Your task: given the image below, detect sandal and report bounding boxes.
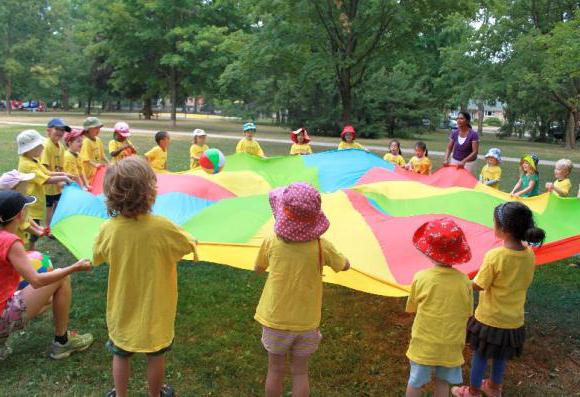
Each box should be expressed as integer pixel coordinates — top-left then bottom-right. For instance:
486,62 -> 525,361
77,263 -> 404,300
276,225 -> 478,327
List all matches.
451,385 -> 481,397
481,379 -> 502,397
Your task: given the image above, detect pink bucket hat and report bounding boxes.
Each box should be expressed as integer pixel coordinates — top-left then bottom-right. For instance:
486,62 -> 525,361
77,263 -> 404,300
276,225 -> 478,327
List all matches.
269,183 -> 330,242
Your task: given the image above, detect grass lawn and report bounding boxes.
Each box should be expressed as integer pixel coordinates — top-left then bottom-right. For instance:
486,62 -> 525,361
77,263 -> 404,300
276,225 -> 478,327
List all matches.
0,122 -> 578,396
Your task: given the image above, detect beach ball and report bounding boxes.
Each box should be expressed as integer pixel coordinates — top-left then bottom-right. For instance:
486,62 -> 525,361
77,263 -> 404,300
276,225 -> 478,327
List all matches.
199,148 -> 226,174
18,251 -> 54,290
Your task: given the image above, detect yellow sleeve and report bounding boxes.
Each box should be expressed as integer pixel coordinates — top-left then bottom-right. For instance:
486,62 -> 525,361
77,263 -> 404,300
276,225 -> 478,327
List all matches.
63,154 -> 77,177
397,156 -> 406,166
321,238 -> 347,272
338,141 -> 346,150
355,142 -> 364,150
255,236 -> 272,270
256,142 -> 264,157
405,278 -> 418,313
98,139 -> 106,161
427,158 -> 432,173
236,140 -> 244,153
474,251 -> 496,290
108,140 -> 117,156
20,159 -> 50,186
144,147 -> 156,162
466,279 -> 474,316
556,179 -> 572,196
40,145 -> 50,167
306,145 -> 312,154
164,221 -> 198,262
290,144 -> 297,155
79,139 -> 91,162
92,224 -> 109,266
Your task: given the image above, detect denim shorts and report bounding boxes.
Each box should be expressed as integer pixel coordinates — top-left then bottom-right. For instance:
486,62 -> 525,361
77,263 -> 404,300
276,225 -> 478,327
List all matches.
408,361 -> 463,388
106,339 -> 173,357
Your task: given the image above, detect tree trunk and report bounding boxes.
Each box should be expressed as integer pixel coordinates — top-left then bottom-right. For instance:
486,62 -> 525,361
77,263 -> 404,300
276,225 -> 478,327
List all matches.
6,77 -> 12,115
143,97 -> 152,120
86,96 -> 92,115
170,69 -> 177,127
460,103 -> 468,113
339,70 -> 352,124
61,85 -> 70,111
476,102 -> 484,135
565,109 -> 577,149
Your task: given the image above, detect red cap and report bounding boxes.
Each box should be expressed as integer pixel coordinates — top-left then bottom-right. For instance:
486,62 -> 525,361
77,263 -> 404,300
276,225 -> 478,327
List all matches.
413,218 -> 471,265
290,128 -> 311,144
64,129 -> 84,146
340,125 -> 356,139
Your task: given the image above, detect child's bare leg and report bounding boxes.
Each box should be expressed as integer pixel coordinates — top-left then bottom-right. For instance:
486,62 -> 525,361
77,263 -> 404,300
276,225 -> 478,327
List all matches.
290,355 -> 310,397
266,353 -> 286,397
434,378 -> 450,397
112,355 -> 130,397
405,384 -> 422,397
146,354 -> 165,397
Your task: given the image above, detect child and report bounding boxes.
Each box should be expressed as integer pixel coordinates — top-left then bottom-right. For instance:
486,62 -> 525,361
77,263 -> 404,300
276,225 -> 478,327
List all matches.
236,122 -> 265,157
406,218 -> 473,397
383,139 -> 406,167
254,183 -> 350,397
190,129 -> 209,169
16,130 -> 73,250
479,148 -> 502,189
63,129 -> 91,191
510,154 -> 539,197
42,118 -> 69,230
80,117 -> 108,180
545,158 -> 573,197
93,157 -> 197,397
338,125 -> 365,150
145,131 -> 170,172
0,190 -> 93,361
451,202 -> 546,397
406,141 -> 432,175
289,128 -> 313,155
109,122 -> 137,163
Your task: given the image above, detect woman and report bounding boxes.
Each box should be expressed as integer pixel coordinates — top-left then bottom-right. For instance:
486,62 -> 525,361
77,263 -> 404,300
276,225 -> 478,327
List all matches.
443,112 -> 480,174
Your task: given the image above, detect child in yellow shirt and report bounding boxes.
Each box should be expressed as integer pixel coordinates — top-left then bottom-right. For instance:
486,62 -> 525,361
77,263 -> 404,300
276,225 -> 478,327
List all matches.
406,218 -> 473,397
406,142 -> 432,175
479,148 -> 502,189
190,129 -> 209,169
42,118 -> 69,229
254,183 -> 350,396
93,157 -> 198,397
145,131 -> 170,172
109,122 -> 137,163
236,122 -> 265,157
452,202 -> 545,397
289,128 -> 313,155
338,125 -> 365,150
383,139 -> 406,167
64,129 -> 91,191
80,117 -> 107,180
545,158 -> 573,197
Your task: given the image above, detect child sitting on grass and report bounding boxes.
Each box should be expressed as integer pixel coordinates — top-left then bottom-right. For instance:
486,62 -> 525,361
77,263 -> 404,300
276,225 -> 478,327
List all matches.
406,141 -> 432,175
236,122 -> 265,157
145,131 -> 171,173
545,158 -> 573,197
42,118 -> 69,231
289,128 -> 313,155
93,157 -> 198,397
405,218 -> 473,397
452,202 -> 545,397
338,125 -> 365,150
63,129 -> 91,191
80,117 -> 108,180
109,122 -> 137,163
254,182 -> 350,397
383,139 -> 406,167
510,154 -> 539,198
479,148 -> 502,189
190,129 -> 209,169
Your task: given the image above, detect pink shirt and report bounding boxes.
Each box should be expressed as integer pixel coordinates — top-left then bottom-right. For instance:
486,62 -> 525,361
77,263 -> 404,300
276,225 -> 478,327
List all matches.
0,231 -> 21,312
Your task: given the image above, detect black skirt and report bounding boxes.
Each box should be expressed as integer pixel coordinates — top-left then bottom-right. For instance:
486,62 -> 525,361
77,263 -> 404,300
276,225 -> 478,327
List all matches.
466,317 -> 526,361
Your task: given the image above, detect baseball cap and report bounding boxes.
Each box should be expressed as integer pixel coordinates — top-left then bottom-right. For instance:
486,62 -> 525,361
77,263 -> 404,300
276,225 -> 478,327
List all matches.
47,118 -> 71,132
0,170 -> 35,190
0,191 -> 36,223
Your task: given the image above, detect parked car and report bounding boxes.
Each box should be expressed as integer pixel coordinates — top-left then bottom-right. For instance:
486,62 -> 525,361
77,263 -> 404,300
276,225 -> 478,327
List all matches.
549,121 -> 580,141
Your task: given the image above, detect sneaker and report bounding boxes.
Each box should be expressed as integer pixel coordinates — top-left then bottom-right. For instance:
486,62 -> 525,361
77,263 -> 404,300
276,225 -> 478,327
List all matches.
0,336 -> 12,361
481,379 -> 502,397
49,331 -> 94,360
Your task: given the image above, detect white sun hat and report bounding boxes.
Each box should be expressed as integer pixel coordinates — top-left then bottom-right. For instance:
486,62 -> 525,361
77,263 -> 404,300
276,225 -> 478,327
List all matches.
16,129 -> 46,155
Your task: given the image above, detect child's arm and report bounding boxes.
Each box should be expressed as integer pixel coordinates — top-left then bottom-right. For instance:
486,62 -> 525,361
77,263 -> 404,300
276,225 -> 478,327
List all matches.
510,177 -> 523,195
254,238 -> 270,273
514,179 -> 536,197
549,183 -> 569,197
45,174 -> 73,186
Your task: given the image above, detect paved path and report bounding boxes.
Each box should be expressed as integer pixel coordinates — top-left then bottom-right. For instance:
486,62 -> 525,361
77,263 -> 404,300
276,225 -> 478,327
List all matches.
1,120 -> 578,168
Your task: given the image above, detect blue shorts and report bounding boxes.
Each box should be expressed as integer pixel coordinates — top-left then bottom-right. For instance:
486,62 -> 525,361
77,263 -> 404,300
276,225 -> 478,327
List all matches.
408,361 -> 463,388
106,339 -> 173,357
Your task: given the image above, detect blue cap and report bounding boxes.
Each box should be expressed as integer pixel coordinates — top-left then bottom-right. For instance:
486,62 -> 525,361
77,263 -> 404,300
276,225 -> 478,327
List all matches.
243,122 -> 256,132
47,118 -> 71,132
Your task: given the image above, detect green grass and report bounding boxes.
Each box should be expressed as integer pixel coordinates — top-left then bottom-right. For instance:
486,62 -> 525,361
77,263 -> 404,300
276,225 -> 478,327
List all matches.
0,122 -> 579,396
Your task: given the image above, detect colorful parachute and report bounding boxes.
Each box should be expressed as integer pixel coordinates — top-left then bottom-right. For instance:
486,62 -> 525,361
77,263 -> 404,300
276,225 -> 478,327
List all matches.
51,150 -> 580,297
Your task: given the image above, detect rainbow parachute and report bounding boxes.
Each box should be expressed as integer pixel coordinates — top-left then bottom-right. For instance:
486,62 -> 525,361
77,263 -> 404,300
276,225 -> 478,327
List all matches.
52,150 -> 580,297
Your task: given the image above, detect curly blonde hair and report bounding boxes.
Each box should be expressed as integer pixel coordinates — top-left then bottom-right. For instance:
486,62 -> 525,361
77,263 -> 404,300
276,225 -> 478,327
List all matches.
104,157 -> 157,218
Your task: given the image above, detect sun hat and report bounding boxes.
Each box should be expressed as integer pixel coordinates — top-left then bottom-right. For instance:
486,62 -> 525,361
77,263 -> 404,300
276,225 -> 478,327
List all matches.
83,117 -> 103,130
484,148 -> 502,163
64,129 -> 84,146
113,121 -> 131,138
290,128 -> 311,144
192,128 -> 207,137
0,170 -> 35,190
269,183 -> 330,242
243,122 -> 256,132
413,218 -> 472,265
47,118 -> 71,132
340,125 -> 356,139
16,129 -> 46,155
521,154 -> 539,172
0,190 -> 36,223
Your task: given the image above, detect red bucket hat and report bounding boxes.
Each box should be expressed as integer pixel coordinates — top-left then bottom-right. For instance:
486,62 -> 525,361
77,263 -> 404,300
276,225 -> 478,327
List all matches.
269,183 -> 330,242
290,128 -> 311,144
412,218 -> 471,265
64,129 -> 84,146
340,125 -> 356,139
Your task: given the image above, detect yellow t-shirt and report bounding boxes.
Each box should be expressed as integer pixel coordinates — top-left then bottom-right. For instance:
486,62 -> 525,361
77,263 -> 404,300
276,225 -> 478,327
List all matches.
79,137 -> 105,179
405,266 -> 473,367
290,143 -> 313,155
553,178 -> 572,197
16,215 -> 34,248
93,214 -> 197,353
17,156 -> 50,220
63,150 -> 85,180
41,139 -> 64,196
409,156 -> 432,175
189,144 -> 209,169
145,146 -> 167,172
474,247 -> 535,329
338,141 -> 364,150
108,139 -> 135,163
236,139 -> 264,157
254,235 -> 347,331
383,153 -> 406,167
479,165 -> 502,189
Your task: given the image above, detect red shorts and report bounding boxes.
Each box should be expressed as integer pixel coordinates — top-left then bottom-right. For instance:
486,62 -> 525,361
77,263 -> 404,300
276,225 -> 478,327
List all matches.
0,291 -> 27,338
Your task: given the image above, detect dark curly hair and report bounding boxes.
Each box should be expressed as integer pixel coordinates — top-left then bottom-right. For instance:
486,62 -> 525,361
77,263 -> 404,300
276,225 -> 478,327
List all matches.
494,202 -> 545,245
